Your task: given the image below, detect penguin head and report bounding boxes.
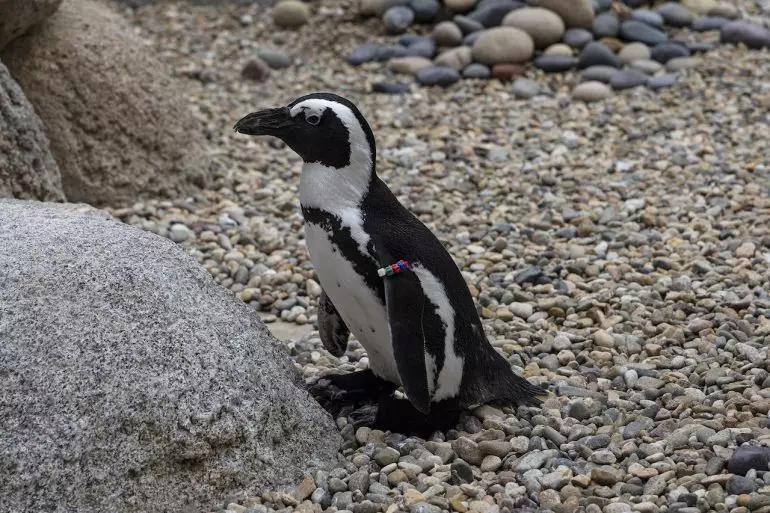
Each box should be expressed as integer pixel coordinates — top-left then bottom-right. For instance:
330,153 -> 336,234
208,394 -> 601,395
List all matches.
234,92 -> 376,172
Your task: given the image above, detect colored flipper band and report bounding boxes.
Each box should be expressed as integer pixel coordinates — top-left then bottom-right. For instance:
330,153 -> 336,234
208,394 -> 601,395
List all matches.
377,260 -> 409,278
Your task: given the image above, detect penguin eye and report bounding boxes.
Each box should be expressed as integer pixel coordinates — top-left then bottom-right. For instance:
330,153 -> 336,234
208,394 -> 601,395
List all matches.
306,114 -> 321,126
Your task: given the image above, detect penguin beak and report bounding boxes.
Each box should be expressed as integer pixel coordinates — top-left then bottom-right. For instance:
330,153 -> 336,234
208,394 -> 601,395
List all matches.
233,107 -> 292,136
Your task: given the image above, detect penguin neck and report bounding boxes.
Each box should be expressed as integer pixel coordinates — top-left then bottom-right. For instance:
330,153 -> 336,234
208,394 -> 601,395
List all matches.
299,148 -> 375,215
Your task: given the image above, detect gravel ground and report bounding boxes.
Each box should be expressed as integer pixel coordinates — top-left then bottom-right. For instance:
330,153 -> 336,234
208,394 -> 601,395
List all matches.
108,1 -> 770,512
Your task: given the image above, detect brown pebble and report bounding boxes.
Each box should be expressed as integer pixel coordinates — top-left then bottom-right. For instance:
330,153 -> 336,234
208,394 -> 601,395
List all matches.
491,63 -> 527,81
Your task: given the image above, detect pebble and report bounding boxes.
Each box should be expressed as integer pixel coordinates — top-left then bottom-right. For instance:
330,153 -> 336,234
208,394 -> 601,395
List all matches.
562,28 -> 594,48
665,56 -> 700,71
469,2 -> 519,28
454,15 -> 484,35
610,69 -> 649,89
383,6 -> 415,34
472,27 -> 535,65
502,7 -> 565,49
581,65 -> 617,82
272,0 -> 310,28
721,21 -> 770,49
434,47 -> 473,71
656,2 -> 695,27
572,80 -> 613,101
728,446 -> 770,475
169,223 -> 192,243
539,0 -> 594,29
692,16 -> 729,32
543,43 -> 573,56
462,63 -> 491,78
618,42 -> 651,65
651,42 -> 691,64
511,78 -> 539,98
620,20 -> 668,45
534,55 -> 576,72
577,42 -> 619,69
241,58 -> 271,81
629,59 -> 662,75
409,0 -> 440,23
592,12 -> 620,38
257,48 -> 292,69
647,73 -> 678,89
388,56 -> 434,75
631,10 -> 664,29
432,21 -> 464,46
415,66 -> 461,86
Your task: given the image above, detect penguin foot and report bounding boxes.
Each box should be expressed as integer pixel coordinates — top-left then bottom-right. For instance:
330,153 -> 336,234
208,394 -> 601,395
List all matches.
307,370 -> 396,415
367,396 -> 463,438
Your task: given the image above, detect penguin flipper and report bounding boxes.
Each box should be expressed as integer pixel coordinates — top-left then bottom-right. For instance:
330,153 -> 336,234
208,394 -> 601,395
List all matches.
318,289 -> 350,357
383,269 -> 432,415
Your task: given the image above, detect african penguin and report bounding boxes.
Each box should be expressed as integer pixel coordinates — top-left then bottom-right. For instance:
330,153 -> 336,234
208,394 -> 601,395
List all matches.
234,92 -> 546,435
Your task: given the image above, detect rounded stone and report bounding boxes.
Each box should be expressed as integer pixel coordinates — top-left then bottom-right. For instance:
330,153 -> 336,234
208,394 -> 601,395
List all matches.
383,6 -> 415,34
347,43 -> 381,65
692,16 -> 729,32
609,69 -> 648,89
387,56 -> 434,74
665,56 -> 700,71
405,38 -> 437,58
472,26 -> 535,65
617,42 -> 651,65
620,20 -> 668,45
434,46 -> 473,70
539,0 -> 594,29
577,41 -> 619,69
656,2 -> 694,27
272,1 -> 310,28
630,58 -> 662,74
415,66 -> 461,86
592,12 -> 620,38
462,62 -> 492,78
360,0 -> 387,16
682,0 -> 717,14
241,58 -> 271,81
581,65 -> 617,82
721,21 -> 770,49
647,73 -> 678,89
562,28 -> 594,48
650,42 -> 690,63
445,0 -> 477,11
502,7 -> 565,49
709,2 -> 739,19
491,62 -> 527,80
572,80 -> 613,101
409,0 -> 440,22
511,77 -> 540,98
631,9 -> 664,29
257,47 -> 292,69
628,58 -> 662,74
454,14 -> 485,34
464,31 -> 483,45
432,21 -> 464,46
544,43 -> 573,56
534,54 -> 576,72
469,1 -> 521,28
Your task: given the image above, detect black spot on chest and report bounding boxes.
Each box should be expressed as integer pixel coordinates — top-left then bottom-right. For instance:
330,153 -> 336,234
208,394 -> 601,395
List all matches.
302,206 -> 384,302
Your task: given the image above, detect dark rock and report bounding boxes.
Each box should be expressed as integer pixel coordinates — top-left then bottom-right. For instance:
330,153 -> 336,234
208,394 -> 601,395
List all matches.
647,73 -> 677,89
257,47 -> 292,69
399,34 -> 424,45
415,66 -> 461,86
727,446 -> 770,475
650,42 -> 690,63
409,0 -> 440,22
592,12 -> 620,38
656,2 -> 694,27
687,42 -> 713,52
631,9 -> 664,29
372,82 -> 411,94
577,41 -> 619,69
0,200 -> 342,513
383,6 -> 415,34
515,266 -> 544,284
610,69 -> 648,89
454,14 -> 485,33
491,63 -> 527,80
405,38 -> 437,57
469,1 -> 523,28
535,55 -> 576,72
450,460 -> 474,484
348,44 -> 381,65
377,45 -> 410,60
726,476 -> 757,495
692,16 -> 729,31
721,21 -> 770,49
241,58 -> 271,81
462,62 -> 492,78
620,20 -> 668,45
562,28 -> 594,48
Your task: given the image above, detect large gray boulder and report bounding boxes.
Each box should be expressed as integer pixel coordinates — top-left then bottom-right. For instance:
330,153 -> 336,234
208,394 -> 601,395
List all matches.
0,0 -> 210,206
0,200 -> 341,513
0,60 -> 64,201
0,0 -> 62,50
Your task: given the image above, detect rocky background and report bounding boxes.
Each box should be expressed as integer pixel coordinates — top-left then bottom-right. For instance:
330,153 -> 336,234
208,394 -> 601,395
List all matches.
1,0 -> 769,513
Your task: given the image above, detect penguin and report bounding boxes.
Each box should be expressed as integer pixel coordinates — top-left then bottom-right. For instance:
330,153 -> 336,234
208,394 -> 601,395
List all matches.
234,92 -> 546,436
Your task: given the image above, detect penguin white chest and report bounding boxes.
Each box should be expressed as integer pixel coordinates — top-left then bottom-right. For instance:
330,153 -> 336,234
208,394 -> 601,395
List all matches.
304,222 -> 401,385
